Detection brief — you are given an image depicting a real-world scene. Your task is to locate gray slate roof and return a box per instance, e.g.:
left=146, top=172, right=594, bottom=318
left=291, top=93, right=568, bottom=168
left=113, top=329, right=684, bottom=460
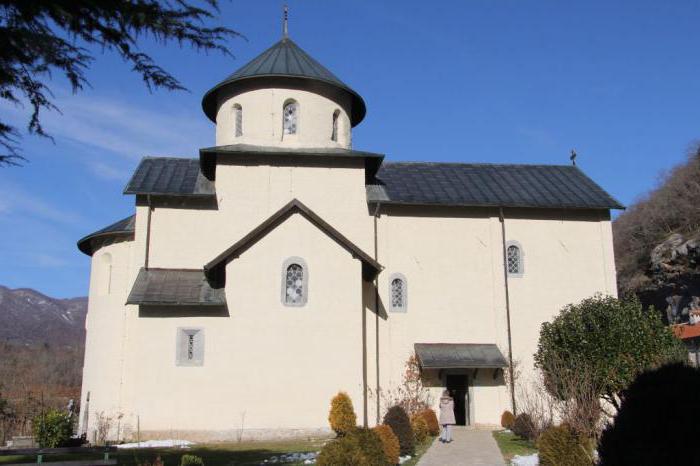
left=124, top=157, right=215, bottom=197
left=414, top=343, right=508, bottom=369
left=369, top=163, right=623, bottom=210
left=77, top=215, right=135, bottom=255
left=201, top=38, right=366, bottom=126
left=126, top=268, right=226, bottom=306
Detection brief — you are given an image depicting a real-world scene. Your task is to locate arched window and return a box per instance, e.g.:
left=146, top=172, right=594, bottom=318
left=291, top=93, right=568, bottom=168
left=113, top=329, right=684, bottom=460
left=506, top=242, right=524, bottom=276
left=282, top=257, right=308, bottom=306
left=233, top=104, right=242, bottom=137
left=283, top=100, right=298, bottom=135
left=331, top=110, right=340, bottom=142
left=389, top=273, right=407, bottom=312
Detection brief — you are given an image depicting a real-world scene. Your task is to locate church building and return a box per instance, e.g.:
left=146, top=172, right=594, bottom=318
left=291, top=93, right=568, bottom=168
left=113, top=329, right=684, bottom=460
left=77, top=26, right=622, bottom=441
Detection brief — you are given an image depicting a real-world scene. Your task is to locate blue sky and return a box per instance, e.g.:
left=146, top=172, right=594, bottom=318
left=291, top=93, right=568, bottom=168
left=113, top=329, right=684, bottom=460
left=1, top=0, right=699, bottom=298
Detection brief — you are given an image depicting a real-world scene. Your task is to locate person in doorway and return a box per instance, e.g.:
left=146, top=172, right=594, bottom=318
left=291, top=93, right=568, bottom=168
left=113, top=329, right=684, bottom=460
left=439, top=389, right=456, bottom=443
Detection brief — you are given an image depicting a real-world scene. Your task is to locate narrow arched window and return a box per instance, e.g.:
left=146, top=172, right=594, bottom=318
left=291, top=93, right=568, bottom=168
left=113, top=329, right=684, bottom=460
left=233, top=104, right=242, bottom=137
left=507, top=243, right=523, bottom=275
left=389, top=273, right=407, bottom=312
left=331, top=110, right=340, bottom=141
left=283, top=100, right=298, bottom=135
left=282, top=257, right=308, bottom=306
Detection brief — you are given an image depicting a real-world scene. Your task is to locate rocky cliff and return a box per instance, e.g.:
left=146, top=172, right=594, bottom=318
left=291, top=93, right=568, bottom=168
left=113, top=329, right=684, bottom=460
left=613, top=145, right=700, bottom=324
left=636, top=233, right=700, bottom=324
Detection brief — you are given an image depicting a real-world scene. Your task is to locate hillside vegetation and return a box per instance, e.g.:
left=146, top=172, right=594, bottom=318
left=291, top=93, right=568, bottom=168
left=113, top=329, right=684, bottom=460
left=613, top=144, right=700, bottom=296
left=0, top=286, right=86, bottom=443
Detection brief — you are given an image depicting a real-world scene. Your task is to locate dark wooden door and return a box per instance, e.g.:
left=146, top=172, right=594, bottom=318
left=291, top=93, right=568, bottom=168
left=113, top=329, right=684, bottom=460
left=446, top=374, right=469, bottom=426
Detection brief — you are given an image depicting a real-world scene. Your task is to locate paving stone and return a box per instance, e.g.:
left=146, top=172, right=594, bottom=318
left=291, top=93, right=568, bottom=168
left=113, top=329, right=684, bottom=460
left=417, top=427, right=507, bottom=466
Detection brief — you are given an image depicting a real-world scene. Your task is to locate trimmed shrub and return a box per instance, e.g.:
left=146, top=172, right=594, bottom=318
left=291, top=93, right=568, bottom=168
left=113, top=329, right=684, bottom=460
left=500, top=410, right=515, bottom=429
left=33, top=409, right=73, bottom=448
left=537, top=425, right=593, bottom=466
left=372, top=424, right=400, bottom=465
left=418, top=409, right=439, bottom=437
left=180, top=455, right=204, bottom=466
left=383, top=405, right=414, bottom=456
left=598, top=363, right=700, bottom=466
left=328, top=392, right=357, bottom=436
left=511, top=413, right=536, bottom=441
left=411, top=414, right=429, bottom=444
left=317, top=428, right=389, bottom=466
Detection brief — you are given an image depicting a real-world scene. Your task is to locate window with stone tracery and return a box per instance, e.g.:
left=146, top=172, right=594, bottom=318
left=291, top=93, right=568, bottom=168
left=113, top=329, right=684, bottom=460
left=176, top=328, right=204, bottom=366
left=507, top=244, right=522, bottom=275
left=282, top=257, right=307, bottom=306
left=283, top=100, right=298, bottom=135
left=389, top=273, right=407, bottom=312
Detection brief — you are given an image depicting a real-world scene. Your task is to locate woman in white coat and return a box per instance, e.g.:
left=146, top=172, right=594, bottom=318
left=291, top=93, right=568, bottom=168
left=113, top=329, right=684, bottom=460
left=438, top=389, right=456, bottom=443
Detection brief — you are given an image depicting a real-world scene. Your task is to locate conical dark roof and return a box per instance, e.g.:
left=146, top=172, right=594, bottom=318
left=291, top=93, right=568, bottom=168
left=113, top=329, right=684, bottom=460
left=202, top=38, right=366, bottom=126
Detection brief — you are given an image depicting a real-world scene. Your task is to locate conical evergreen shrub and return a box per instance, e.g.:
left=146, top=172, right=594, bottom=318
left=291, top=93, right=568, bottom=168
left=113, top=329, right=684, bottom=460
left=382, top=405, right=414, bottom=456
left=328, top=391, right=357, bottom=436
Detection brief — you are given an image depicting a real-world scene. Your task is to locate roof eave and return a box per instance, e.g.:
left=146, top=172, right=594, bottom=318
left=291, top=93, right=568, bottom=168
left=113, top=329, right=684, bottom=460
left=367, top=200, right=625, bottom=210
left=201, top=75, right=366, bottom=127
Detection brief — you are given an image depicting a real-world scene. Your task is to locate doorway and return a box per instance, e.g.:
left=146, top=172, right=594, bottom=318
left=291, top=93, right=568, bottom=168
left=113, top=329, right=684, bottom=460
left=445, top=374, right=469, bottom=426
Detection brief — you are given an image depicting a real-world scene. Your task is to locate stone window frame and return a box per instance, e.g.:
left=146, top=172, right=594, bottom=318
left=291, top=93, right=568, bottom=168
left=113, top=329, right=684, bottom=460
left=176, top=327, right=205, bottom=366
left=505, top=240, right=525, bottom=277
left=389, top=273, right=408, bottom=313
left=233, top=103, right=243, bottom=137
left=281, top=256, right=309, bottom=307
left=331, top=109, right=340, bottom=142
left=282, top=99, right=299, bottom=136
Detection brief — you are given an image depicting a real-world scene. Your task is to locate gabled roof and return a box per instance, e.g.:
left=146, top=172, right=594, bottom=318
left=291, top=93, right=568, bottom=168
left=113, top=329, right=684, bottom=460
left=205, top=199, right=382, bottom=281
left=414, top=343, right=508, bottom=369
left=126, top=268, right=226, bottom=306
left=201, top=38, right=366, bottom=126
left=124, top=157, right=215, bottom=197
left=77, top=215, right=135, bottom=255
left=368, top=162, right=624, bottom=210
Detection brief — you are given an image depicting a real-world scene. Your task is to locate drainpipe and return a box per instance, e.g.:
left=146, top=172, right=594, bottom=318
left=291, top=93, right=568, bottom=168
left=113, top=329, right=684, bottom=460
left=144, top=195, right=153, bottom=269
left=361, top=272, right=369, bottom=429
left=499, top=207, right=517, bottom=415
left=373, top=202, right=381, bottom=425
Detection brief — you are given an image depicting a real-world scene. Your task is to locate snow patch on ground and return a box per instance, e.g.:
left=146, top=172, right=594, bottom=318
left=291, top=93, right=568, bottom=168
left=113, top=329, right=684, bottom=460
left=398, top=454, right=412, bottom=464
left=260, top=452, right=317, bottom=464
left=116, top=439, right=194, bottom=449
left=511, top=453, right=538, bottom=465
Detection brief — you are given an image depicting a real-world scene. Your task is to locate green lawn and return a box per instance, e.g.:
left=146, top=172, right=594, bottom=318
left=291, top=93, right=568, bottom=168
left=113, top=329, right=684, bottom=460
left=492, top=430, right=538, bottom=463
left=0, top=439, right=327, bottom=466
left=0, top=436, right=435, bottom=466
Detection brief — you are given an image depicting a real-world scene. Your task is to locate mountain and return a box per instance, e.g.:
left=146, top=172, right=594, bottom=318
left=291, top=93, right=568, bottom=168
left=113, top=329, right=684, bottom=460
left=613, top=145, right=700, bottom=323
left=0, top=285, right=87, bottom=347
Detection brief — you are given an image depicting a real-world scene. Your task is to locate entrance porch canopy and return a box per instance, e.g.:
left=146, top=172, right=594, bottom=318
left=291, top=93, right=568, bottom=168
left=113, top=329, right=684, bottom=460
left=414, top=343, right=508, bottom=369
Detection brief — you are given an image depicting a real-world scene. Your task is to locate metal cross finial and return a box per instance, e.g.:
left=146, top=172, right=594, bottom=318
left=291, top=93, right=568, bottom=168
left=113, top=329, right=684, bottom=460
left=570, top=149, right=577, bottom=166
left=283, top=3, right=289, bottom=38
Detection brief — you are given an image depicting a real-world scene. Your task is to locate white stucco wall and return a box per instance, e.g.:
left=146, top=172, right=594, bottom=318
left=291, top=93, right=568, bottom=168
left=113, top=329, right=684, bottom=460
left=215, top=87, right=352, bottom=149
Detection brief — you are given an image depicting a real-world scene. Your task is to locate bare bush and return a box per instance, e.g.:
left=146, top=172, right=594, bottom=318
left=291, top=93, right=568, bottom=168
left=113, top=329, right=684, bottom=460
left=614, top=144, right=700, bottom=294
left=94, top=411, right=115, bottom=445
left=516, top=357, right=606, bottom=442
left=370, top=354, right=433, bottom=418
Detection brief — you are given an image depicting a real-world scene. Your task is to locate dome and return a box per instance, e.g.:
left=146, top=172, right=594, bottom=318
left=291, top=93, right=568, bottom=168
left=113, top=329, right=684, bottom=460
left=201, top=38, right=366, bottom=127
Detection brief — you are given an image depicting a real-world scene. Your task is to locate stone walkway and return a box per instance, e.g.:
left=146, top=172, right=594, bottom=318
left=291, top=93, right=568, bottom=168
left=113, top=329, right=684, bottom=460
left=417, top=427, right=506, bottom=466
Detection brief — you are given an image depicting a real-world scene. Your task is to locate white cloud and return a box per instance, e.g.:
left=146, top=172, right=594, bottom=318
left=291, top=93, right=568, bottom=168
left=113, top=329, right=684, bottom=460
left=31, top=253, right=70, bottom=268
left=1, top=88, right=212, bottom=161
left=88, top=160, right=131, bottom=181
left=0, top=180, right=85, bottom=226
